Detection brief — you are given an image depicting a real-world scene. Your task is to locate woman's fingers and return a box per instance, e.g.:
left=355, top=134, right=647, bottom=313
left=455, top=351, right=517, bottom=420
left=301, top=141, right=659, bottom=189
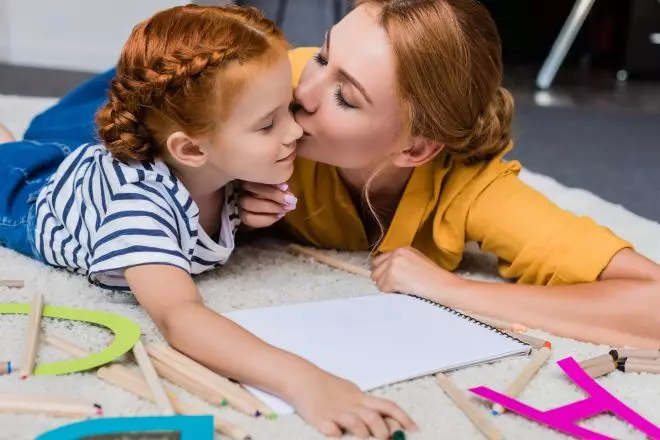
left=242, top=181, right=297, bottom=207
left=239, top=209, right=283, bottom=229
left=240, top=195, right=289, bottom=215
left=371, top=252, right=390, bottom=269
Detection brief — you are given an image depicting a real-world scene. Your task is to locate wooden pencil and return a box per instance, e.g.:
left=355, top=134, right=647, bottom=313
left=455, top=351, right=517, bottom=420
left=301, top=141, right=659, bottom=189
left=147, top=344, right=267, bottom=417
left=506, top=332, right=548, bottom=350
left=615, top=348, right=660, bottom=360
left=0, top=394, right=101, bottom=418
left=617, top=358, right=660, bottom=374
left=20, top=292, right=44, bottom=379
left=132, top=340, right=175, bottom=415
left=435, top=373, right=503, bottom=440
left=466, top=312, right=528, bottom=333
left=584, top=360, right=617, bottom=378
left=580, top=352, right=618, bottom=370
left=492, top=342, right=552, bottom=415
left=0, top=361, right=11, bottom=375
left=98, top=366, right=250, bottom=440
left=0, top=280, right=24, bottom=288
left=45, top=335, right=249, bottom=440
left=150, top=356, right=227, bottom=406
left=287, top=244, right=371, bottom=278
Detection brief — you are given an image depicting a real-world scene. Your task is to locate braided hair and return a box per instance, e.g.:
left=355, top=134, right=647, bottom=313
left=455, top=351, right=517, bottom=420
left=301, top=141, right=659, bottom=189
left=96, top=4, right=288, bottom=162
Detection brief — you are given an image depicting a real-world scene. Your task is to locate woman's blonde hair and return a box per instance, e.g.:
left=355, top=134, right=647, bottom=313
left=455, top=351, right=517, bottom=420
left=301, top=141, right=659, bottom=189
left=354, top=0, right=513, bottom=249
left=356, top=0, right=513, bottom=165
left=96, top=4, right=288, bottom=162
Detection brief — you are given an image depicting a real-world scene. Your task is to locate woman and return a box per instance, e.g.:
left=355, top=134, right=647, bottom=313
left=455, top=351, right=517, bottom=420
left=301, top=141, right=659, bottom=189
left=17, top=0, right=660, bottom=350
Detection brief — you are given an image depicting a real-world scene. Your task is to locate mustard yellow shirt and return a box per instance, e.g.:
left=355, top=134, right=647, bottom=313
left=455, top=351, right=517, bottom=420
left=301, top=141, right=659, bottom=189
left=284, top=48, right=632, bottom=285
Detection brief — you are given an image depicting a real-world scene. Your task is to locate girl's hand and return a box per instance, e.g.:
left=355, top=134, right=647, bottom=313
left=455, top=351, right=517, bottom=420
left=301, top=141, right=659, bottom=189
left=239, top=182, right=297, bottom=229
left=289, top=367, right=417, bottom=439
left=371, top=246, right=464, bottom=299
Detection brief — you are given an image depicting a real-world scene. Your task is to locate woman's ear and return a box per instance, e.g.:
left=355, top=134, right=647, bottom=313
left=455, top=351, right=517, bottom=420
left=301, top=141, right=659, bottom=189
left=392, top=137, right=444, bottom=168
left=166, top=131, right=208, bottom=168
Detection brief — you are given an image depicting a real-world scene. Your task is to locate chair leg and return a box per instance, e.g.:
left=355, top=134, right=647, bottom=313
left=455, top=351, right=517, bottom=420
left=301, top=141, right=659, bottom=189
left=535, top=0, right=597, bottom=90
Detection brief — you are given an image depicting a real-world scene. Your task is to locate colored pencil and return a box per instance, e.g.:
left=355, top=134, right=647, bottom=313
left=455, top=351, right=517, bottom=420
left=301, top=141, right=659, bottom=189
left=506, top=332, right=548, bottom=350
left=98, top=366, right=250, bottom=440
left=580, top=351, right=619, bottom=370
left=617, top=358, right=660, bottom=374
left=0, top=280, right=24, bottom=288
left=45, top=335, right=249, bottom=440
left=0, top=361, right=11, bottom=375
left=132, top=339, right=175, bottom=415
left=287, top=244, right=371, bottom=278
left=584, top=360, right=617, bottom=378
left=615, top=348, right=660, bottom=360
left=147, top=344, right=269, bottom=417
left=492, top=341, right=552, bottom=416
left=436, top=373, right=503, bottom=440
left=0, top=394, right=102, bottom=418
left=150, top=356, right=227, bottom=407
left=19, top=292, right=44, bottom=379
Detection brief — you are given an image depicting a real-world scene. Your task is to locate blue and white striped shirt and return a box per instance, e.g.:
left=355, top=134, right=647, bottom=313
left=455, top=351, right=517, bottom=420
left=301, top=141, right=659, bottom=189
left=34, top=144, right=241, bottom=290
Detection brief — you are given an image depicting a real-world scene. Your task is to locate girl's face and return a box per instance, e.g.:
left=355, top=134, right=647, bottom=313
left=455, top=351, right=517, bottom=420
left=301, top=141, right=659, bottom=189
left=204, top=56, right=303, bottom=184
left=293, top=4, right=405, bottom=169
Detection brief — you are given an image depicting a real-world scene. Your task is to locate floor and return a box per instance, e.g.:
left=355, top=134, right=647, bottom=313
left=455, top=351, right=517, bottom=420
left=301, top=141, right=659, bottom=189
left=1, top=0, right=658, bottom=223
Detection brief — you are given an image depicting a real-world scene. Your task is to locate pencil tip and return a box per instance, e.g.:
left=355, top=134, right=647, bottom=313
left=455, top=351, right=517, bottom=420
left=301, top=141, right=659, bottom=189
left=491, top=410, right=498, bottom=415
left=543, top=341, right=552, bottom=349
left=93, top=403, right=102, bottom=409
left=220, top=399, right=228, bottom=406
left=255, top=411, right=262, bottom=417
left=391, top=431, right=406, bottom=440
left=267, top=413, right=278, bottom=420
left=20, top=374, right=28, bottom=380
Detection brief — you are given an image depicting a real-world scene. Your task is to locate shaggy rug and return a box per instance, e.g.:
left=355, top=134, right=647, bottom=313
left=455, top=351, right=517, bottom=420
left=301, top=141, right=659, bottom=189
left=1, top=95, right=659, bottom=440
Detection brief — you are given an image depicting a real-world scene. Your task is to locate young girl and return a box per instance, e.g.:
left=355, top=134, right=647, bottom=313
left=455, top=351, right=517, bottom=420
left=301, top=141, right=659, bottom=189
left=0, top=5, right=415, bottom=439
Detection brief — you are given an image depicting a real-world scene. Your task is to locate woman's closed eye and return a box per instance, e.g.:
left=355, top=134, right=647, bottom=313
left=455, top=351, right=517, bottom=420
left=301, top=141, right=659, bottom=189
left=334, top=86, right=356, bottom=110
left=313, top=52, right=328, bottom=67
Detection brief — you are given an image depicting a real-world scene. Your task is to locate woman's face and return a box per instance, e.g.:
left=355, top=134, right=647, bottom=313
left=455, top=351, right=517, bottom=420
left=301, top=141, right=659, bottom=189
left=293, top=4, right=405, bottom=169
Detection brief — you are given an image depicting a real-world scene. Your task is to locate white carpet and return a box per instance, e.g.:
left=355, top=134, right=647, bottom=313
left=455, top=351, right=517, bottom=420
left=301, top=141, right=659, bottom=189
left=1, top=94, right=659, bottom=440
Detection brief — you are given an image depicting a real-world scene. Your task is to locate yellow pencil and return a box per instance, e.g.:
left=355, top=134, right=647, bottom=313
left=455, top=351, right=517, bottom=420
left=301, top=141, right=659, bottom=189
left=20, top=292, right=44, bottom=379
left=492, top=341, right=552, bottom=415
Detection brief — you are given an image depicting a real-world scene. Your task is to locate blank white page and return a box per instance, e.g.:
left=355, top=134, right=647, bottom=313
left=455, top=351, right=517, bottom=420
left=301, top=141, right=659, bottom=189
left=223, top=294, right=530, bottom=415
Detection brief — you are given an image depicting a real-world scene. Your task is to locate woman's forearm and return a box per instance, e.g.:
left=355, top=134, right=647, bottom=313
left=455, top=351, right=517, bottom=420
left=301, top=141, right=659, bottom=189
left=160, top=301, right=317, bottom=401
left=430, top=278, right=660, bottom=348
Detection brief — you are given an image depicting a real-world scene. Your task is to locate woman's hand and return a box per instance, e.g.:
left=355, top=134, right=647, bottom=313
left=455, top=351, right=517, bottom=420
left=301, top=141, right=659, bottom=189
left=239, top=182, right=297, bottom=229
left=288, top=367, right=417, bottom=439
left=371, top=246, right=464, bottom=299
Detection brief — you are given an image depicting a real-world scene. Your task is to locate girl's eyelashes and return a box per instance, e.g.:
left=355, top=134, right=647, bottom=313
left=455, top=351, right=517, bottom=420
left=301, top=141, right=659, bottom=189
left=334, top=86, right=356, bottom=110
left=313, top=52, right=328, bottom=66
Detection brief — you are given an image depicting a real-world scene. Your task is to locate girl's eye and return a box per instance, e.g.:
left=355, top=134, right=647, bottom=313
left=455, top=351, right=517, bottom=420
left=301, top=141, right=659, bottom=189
left=334, top=86, right=356, bottom=110
left=313, top=53, right=328, bottom=67
left=261, top=121, right=274, bottom=131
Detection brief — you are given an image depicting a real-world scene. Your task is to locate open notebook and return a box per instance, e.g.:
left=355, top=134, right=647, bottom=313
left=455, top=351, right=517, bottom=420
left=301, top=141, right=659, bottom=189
left=223, top=294, right=530, bottom=415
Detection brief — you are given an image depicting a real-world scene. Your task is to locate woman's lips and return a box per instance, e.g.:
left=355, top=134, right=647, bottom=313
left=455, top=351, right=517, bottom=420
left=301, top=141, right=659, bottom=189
left=277, top=150, right=297, bottom=162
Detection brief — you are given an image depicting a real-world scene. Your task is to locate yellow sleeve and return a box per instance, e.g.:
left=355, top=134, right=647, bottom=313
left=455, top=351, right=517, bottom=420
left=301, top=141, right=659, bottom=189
left=465, top=172, right=633, bottom=285
left=288, top=47, right=319, bottom=87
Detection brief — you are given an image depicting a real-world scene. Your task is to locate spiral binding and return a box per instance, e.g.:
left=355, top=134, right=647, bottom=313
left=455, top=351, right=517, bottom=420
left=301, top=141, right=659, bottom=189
left=408, top=294, right=532, bottom=350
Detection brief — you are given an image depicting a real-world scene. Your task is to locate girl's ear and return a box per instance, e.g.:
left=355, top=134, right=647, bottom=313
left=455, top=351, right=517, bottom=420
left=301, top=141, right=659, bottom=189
left=391, top=137, right=444, bottom=168
left=166, top=132, right=208, bottom=168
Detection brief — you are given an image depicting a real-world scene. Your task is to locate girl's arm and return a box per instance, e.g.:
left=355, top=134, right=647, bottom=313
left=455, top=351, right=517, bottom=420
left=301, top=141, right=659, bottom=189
left=371, top=247, right=660, bottom=348
left=124, top=264, right=416, bottom=439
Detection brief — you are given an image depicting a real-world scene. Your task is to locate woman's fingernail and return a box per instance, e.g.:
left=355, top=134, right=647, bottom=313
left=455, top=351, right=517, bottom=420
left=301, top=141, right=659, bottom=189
left=277, top=183, right=289, bottom=191
left=284, top=194, right=297, bottom=205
